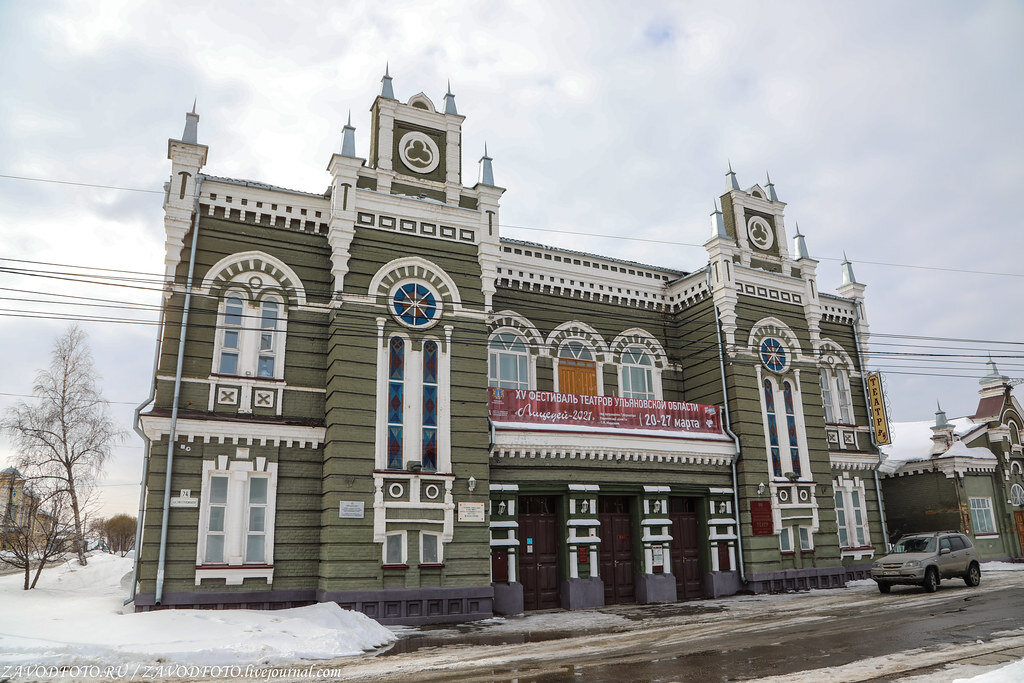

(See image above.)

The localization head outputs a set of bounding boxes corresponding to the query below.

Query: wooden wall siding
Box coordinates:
[137,439,323,595]
[881,471,962,539]
[670,300,726,408]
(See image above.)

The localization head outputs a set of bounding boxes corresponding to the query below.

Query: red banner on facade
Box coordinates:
[487,388,724,437]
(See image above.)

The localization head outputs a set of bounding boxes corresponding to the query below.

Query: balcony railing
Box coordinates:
[487,388,726,440]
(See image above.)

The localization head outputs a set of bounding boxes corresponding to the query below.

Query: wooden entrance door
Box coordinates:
[669,497,704,599]
[519,496,560,611]
[599,496,635,605]
[1015,510,1024,558]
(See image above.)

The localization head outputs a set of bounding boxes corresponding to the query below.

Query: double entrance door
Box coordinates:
[1016,511,1024,558]
[668,497,704,599]
[598,496,635,605]
[519,496,560,611]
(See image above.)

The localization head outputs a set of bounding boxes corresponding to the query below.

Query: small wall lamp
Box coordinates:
[467,476,477,492]
[757,482,766,496]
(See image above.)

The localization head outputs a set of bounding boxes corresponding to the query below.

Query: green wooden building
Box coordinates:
[880,362,1024,560]
[134,73,888,623]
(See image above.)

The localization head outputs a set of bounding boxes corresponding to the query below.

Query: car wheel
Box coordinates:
[877,582,891,594]
[923,567,939,593]
[964,562,981,587]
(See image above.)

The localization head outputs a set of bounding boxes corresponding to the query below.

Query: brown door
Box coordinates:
[519,496,560,611]
[669,497,704,599]
[599,496,635,605]
[558,359,597,395]
[1015,511,1024,557]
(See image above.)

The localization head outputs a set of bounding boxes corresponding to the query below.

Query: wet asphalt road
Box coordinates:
[322,570,1024,682]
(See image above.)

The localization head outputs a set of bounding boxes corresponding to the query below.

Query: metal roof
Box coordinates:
[499,237,688,278]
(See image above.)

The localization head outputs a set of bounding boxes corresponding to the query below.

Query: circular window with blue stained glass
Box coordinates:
[760,337,788,372]
[391,282,441,328]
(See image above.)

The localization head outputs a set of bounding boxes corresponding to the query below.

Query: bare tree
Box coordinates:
[1,325,124,565]
[101,513,137,556]
[0,479,74,589]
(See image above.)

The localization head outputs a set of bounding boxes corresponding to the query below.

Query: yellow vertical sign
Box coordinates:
[866,372,891,445]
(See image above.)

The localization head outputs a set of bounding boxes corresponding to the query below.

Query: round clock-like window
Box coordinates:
[747,217,775,251]
[398,131,441,174]
[760,337,788,372]
[391,282,441,328]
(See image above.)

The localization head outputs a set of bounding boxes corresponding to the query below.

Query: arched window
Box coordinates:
[1009,421,1021,448]
[621,347,654,400]
[820,366,853,424]
[558,341,597,395]
[764,379,783,478]
[218,294,244,375]
[422,340,438,471]
[214,292,288,379]
[1010,484,1024,506]
[488,332,530,390]
[387,337,405,470]
[783,382,802,477]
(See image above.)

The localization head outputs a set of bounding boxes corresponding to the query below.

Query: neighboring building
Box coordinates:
[0,467,39,549]
[134,73,887,623]
[880,362,1024,560]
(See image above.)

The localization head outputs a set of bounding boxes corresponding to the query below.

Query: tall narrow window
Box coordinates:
[387,337,405,470]
[621,347,655,400]
[422,340,438,471]
[246,477,268,563]
[836,370,853,424]
[834,491,848,548]
[205,475,228,563]
[819,368,835,423]
[783,381,802,477]
[488,332,529,390]
[219,295,244,374]
[851,490,866,545]
[257,299,279,378]
[764,379,782,477]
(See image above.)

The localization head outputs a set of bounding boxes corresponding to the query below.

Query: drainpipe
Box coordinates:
[710,287,745,583]
[155,175,204,605]
[851,300,890,550]
[125,302,167,605]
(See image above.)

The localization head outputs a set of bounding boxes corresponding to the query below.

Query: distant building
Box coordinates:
[0,467,39,549]
[880,362,1024,560]
[135,73,888,623]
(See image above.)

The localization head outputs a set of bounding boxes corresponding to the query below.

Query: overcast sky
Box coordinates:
[1,1,1022,517]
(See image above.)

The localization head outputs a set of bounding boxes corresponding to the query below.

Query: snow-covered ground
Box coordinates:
[0,554,395,667]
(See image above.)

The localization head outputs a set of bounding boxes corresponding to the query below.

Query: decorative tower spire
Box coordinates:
[341,110,357,158]
[726,161,740,190]
[478,143,494,186]
[766,171,779,202]
[181,100,199,144]
[934,401,948,428]
[380,63,395,100]
[841,251,858,286]
[710,198,729,239]
[792,222,809,260]
[443,79,458,115]
[931,400,955,454]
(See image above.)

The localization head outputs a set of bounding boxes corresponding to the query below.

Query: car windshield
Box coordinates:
[894,537,935,553]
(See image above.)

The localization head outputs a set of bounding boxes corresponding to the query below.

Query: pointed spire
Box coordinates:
[380,62,395,100]
[841,251,858,285]
[792,221,809,260]
[181,102,200,144]
[710,198,729,239]
[765,171,779,202]
[982,356,1007,383]
[934,401,948,428]
[443,79,458,115]
[726,161,740,191]
[341,110,357,158]
[478,143,494,186]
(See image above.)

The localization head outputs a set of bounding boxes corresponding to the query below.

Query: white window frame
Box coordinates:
[798,526,814,551]
[820,366,853,425]
[383,531,407,565]
[211,290,288,380]
[419,531,443,565]
[552,338,604,395]
[969,497,997,535]
[195,458,278,585]
[779,526,793,553]
[488,331,532,390]
[619,346,658,400]
[833,476,871,549]
[758,368,812,481]
[1010,484,1024,506]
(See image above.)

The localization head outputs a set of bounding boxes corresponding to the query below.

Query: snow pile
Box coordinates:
[957,658,1024,682]
[0,553,395,666]
[981,561,1024,572]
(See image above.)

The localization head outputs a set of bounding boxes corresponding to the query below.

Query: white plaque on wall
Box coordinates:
[458,502,486,522]
[338,500,365,519]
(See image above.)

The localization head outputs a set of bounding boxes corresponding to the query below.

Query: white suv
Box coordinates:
[871,532,981,594]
